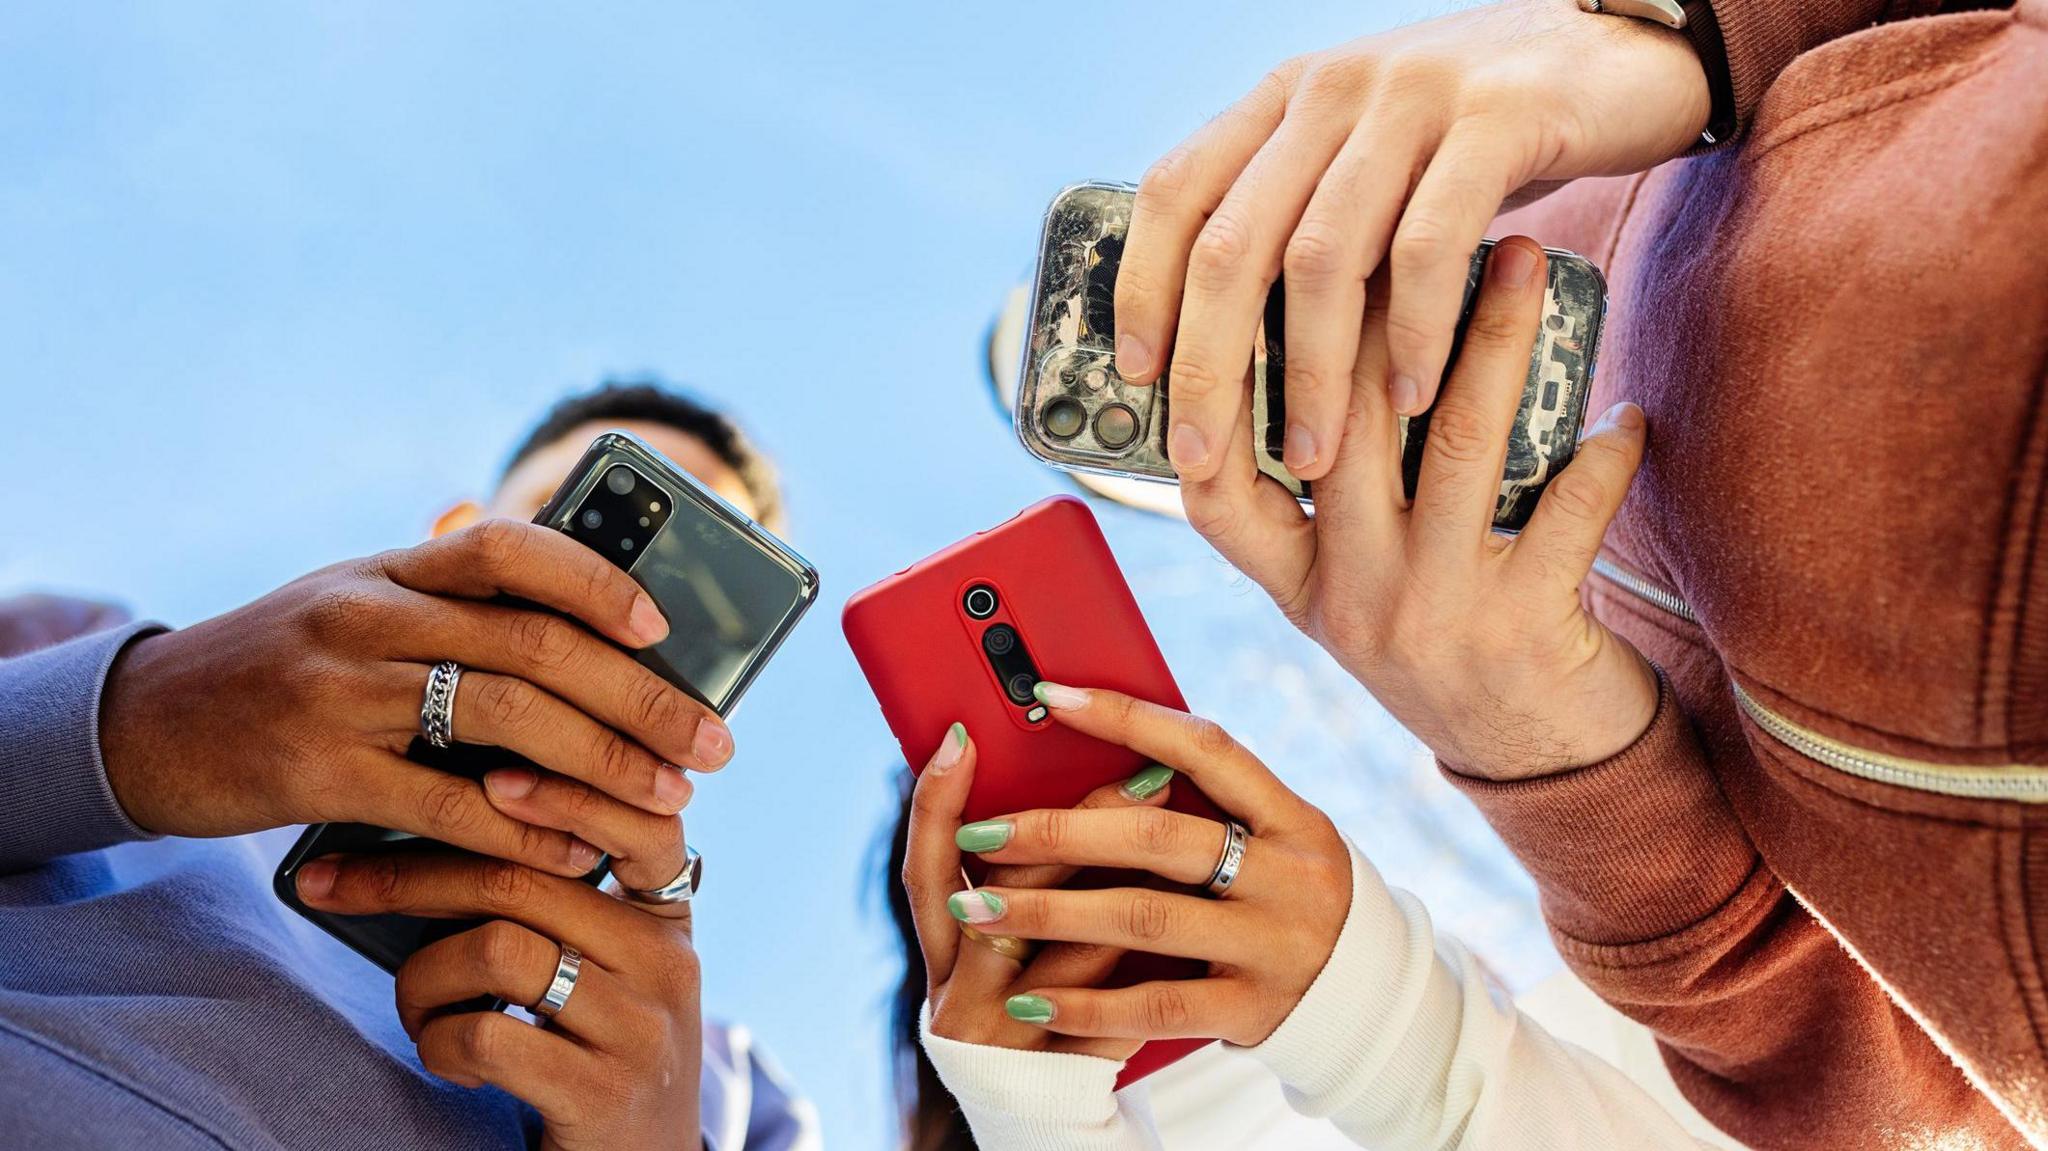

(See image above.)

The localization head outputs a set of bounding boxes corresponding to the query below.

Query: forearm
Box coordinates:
[1247,843,1709,1150]
[0,622,164,871]
[919,1005,1163,1151]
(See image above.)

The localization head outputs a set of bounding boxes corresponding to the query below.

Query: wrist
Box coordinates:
[98,629,181,835]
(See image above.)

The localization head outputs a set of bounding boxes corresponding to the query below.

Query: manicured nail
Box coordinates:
[629,595,670,645]
[692,718,732,767]
[1168,422,1209,473]
[956,820,1014,853]
[1590,402,1645,435]
[1283,423,1317,473]
[930,722,968,773]
[569,839,602,872]
[296,859,337,900]
[1489,241,1537,289]
[1120,764,1176,801]
[1390,373,1421,415]
[947,889,1006,924]
[654,764,691,810]
[1115,332,1153,380]
[1032,682,1089,711]
[1006,994,1056,1025]
[484,768,537,801]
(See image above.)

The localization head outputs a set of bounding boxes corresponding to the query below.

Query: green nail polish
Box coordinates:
[947,889,1005,924]
[1120,763,1175,801]
[956,820,1013,853]
[949,721,967,748]
[1006,994,1056,1025]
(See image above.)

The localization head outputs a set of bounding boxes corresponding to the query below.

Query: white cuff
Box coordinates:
[919,1001,1160,1151]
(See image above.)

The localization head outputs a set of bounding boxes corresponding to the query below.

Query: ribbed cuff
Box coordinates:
[919,1001,1154,1151]
[0,621,165,870]
[1441,673,1758,948]
[1711,0,1890,141]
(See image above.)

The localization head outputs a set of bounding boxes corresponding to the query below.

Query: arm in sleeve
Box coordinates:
[1245,840,1714,1150]
[919,1002,1163,1151]
[1699,0,1971,142]
[0,622,163,871]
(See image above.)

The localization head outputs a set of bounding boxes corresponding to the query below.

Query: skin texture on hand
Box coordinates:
[1173,238,1658,780]
[1115,0,1708,482]
[98,519,721,879]
[295,853,703,1151]
[912,692,1352,1051]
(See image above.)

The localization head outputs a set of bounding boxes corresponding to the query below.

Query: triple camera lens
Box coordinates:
[568,463,670,570]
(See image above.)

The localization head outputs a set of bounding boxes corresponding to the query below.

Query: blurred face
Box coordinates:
[488,418,760,522]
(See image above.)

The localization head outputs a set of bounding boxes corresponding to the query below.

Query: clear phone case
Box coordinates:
[1016,181,1608,530]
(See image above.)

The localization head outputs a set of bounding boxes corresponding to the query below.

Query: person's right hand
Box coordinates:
[1115,0,1709,482]
[99,519,728,879]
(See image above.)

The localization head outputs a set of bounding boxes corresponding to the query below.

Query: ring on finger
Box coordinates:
[531,943,582,1020]
[959,923,1036,964]
[420,660,463,749]
[618,845,702,918]
[1205,821,1249,898]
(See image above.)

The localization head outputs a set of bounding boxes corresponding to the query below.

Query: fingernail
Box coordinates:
[654,764,691,810]
[956,820,1014,853]
[1283,423,1317,473]
[1031,682,1089,710]
[1591,402,1645,434]
[1120,764,1176,801]
[930,722,968,774]
[484,768,538,801]
[1168,423,1209,473]
[569,839,602,872]
[629,595,669,645]
[296,859,336,900]
[1489,242,1537,289]
[947,889,1006,924]
[692,718,732,767]
[1006,994,1056,1025]
[1115,333,1153,380]
[1390,374,1421,415]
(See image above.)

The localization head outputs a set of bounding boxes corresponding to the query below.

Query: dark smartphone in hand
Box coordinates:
[274,432,818,975]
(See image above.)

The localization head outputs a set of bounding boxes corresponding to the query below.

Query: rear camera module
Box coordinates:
[979,621,1044,712]
[982,623,1017,656]
[1093,403,1139,451]
[605,466,639,495]
[963,584,999,620]
[1005,672,1037,705]
[567,461,671,572]
[580,508,605,530]
[1040,396,1086,441]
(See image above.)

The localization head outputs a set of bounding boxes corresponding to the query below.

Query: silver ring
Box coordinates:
[1205,821,1249,898]
[532,944,582,1019]
[621,845,703,917]
[420,660,462,749]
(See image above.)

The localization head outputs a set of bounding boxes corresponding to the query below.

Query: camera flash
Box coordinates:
[649,501,662,512]
[1026,705,1047,723]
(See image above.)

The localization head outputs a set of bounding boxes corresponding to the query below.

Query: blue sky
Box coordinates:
[0,4,1550,1146]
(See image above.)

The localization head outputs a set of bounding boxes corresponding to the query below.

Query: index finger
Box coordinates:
[983,766,1176,892]
[380,519,669,651]
[1026,684,1307,835]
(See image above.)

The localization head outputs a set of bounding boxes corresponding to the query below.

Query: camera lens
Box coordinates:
[605,466,638,496]
[963,585,999,620]
[1093,403,1139,451]
[1040,396,1086,441]
[982,624,1017,657]
[1006,672,1037,704]
[579,508,604,530]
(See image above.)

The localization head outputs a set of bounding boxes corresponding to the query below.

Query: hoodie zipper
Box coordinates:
[1590,556,2048,803]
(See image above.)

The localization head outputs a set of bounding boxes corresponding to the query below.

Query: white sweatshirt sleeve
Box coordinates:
[1245,841,1715,1150]
[921,840,1714,1151]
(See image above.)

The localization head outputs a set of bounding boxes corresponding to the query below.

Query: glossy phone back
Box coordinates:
[843,494,1221,1087]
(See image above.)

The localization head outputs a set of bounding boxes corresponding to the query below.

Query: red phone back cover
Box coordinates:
[842,495,1220,1088]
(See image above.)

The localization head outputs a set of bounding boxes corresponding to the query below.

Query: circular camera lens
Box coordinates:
[605,466,638,496]
[620,538,635,552]
[963,584,999,620]
[1006,672,1037,704]
[1093,403,1140,451]
[982,624,1017,657]
[1040,396,1086,441]
[579,508,604,530]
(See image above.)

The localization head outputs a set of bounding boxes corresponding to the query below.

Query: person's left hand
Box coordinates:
[943,686,1352,1047]
[296,853,703,1151]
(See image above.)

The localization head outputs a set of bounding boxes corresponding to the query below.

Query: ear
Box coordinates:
[431,500,486,539]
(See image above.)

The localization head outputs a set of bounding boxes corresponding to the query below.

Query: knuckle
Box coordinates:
[358,854,406,904]
[1465,297,1531,347]
[1137,146,1199,208]
[1120,892,1174,944]
[1184,715,1240,760]
[1143,983,1194,1033]
[1182,489,1242,544]
[299,586,383,647]
[1425,400,1495,466]
[589,727,642,787]
[512,613,582,674]
[474,920,533,976]
[1187,212,1254,290]
[1035,809,1074,855]
[1129,808,1181,856]
[1542,470,1608,524]
[629,681,690,737]
[468,519,528,574]
[477,859,537,913]
[1282,221,1349,287]
[418,775,485,840]
[1390,214,1452,273]
[477,675,542,733]
[456,1015,502,1068]
[559,779,607,824]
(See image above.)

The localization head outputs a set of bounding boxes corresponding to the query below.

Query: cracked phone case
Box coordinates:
[1017,181,1608,530]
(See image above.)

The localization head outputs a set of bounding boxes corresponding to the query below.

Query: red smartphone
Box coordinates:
[843,494,1221,1086]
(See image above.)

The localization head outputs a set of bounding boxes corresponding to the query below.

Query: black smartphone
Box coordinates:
[274,431,819,974]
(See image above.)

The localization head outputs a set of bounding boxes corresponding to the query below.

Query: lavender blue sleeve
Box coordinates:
[0,621,165,872]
